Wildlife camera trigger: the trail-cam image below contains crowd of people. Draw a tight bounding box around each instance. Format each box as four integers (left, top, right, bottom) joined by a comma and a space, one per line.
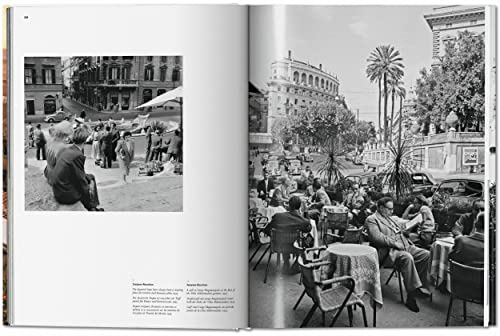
250, 166, 485, 314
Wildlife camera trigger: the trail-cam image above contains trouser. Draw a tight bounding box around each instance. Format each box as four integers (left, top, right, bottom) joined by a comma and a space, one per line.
145, 144, 152, 163
36, 143, 46, 160
103, 148, 113, 168
166, 152, 177, 162
151, 149, 162, 161
86, 174, 100, 209
111, 143, 117, 161
393, 245, 430, 293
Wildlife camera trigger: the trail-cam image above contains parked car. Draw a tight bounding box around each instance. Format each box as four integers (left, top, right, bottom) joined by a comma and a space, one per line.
297, 153, 314, 163
410, 172, 437, 197
431, 175, 484, 203
43, 110, 70, 123
288, 159, 303, 176
345, 172, 378, 189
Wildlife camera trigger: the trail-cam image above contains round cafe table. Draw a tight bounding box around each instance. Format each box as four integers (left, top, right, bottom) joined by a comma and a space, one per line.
321, 244, 383, 326
429, 237, 454, 292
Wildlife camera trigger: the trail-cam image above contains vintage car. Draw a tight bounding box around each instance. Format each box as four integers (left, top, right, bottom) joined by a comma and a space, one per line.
43, 110, 71, 123
410, 172, 437, 197
431, 175, 484, 203
296, 153, 314, 163
266, 160, 281, 177
288, 159, 303, 176
345, 172, 378, 188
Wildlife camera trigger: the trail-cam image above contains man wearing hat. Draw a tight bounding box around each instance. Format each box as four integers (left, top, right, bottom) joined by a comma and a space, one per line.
402, 194, 436, 246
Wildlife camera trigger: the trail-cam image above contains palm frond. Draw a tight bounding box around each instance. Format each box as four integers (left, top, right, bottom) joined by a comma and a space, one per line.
380, 140, 414, 200
317, 137, 345, 186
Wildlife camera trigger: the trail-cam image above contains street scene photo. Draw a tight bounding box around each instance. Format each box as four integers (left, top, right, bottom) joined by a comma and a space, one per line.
24, 56, 183, 212
248, 6, 493, 328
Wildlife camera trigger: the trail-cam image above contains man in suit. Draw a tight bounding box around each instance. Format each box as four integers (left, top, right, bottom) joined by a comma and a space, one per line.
34, 124, 47, 160
451, 200, 485, 237
365, 197, 430, 313
165, 129, 182, 162
257, 169, 275, 200
110, 122, 120, 162
150, 129, 163, 161
100, 126, 114, 168
264, 196, 312, 272
449, 212, 484, 267
51, 125, 102, 211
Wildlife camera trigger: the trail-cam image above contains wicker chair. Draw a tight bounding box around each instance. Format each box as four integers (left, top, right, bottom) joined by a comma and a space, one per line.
445, 260, 484, 326
263, 229, 301, 283
297, 257, 368, 328
322, 211, 349, 245
249, 215, 270, 269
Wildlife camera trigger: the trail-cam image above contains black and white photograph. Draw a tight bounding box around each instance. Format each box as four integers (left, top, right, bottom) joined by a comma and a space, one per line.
248, 5, 490, 328
24, 56, 183, 212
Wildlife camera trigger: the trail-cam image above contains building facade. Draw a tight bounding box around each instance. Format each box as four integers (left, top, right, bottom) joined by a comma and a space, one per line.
267, 50, 340, 131
73, 56, 182, 112
24, 57, 63, 116
424, 6, 485, 66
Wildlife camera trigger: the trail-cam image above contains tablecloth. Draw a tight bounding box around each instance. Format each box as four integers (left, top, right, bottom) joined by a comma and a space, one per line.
429, 238, 454, 292
321, 244, 383, 309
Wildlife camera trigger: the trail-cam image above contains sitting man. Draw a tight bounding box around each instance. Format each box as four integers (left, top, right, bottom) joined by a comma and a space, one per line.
451, 200, 484, 237
449, 212, 484, 267
264, 196, 312, 271
345, 183, 365, 210
304, 178, 332, 225
51, 125, 103, 211
257, 169, 275, 201
365, 197, 430, 312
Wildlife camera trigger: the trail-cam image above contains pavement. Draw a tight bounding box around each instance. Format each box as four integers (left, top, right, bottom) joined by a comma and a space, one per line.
248, 243, 483, 328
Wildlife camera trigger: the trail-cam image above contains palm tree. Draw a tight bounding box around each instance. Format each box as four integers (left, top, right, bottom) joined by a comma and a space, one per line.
366, 58, 383, 132
387, 78, 405, 143
366, 45, 405, 143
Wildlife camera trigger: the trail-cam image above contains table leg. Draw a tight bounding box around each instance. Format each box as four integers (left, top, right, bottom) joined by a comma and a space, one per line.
372, 300, 376, 327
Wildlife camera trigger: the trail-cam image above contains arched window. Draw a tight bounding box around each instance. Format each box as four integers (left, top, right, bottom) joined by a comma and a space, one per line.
157, 89, 166, 96
160, 66, 167, 81
315, 76, 319, 87
301, 73, 306, 83
172, 68, 181, 82
44, 95, 56, 114
308, 75, 313, 86
326, 80, 329, 90
122, 64, 131, 81
143, 89, 153, 103
321, 78, 325, 88
293, 71, 299, 82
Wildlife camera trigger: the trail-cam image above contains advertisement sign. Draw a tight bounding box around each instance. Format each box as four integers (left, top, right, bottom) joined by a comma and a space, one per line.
463, 147, 479, 166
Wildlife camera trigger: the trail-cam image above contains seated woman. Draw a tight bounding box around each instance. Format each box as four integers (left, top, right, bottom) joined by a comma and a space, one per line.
402, 194, 435, 246
270, 176, 291, 207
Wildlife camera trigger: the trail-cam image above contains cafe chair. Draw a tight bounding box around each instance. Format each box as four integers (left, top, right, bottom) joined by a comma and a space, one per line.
297, 257, 368, 328
445, 260, 484, 326
323, 212, 349, 245
249, 216, 270, 268
324, 226, 364, 245
248, 208, 259, 244
263, 229, 301, 283
378, 250, 405, 303
293, 244, 328, 310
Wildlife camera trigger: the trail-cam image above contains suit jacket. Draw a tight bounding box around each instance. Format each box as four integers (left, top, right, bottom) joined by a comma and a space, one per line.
365, 211, 412, 263
166, 135, 182, 154
51, 144, 92, 209
115, 139, 135, 164
311, 188, 332, 206
100, 131, 114, 151
257, 178, 275, 199
449, 232, 484, 267
264, 211, 312, 236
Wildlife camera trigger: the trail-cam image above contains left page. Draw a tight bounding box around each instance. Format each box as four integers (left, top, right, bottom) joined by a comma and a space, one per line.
8, 5, 248, 329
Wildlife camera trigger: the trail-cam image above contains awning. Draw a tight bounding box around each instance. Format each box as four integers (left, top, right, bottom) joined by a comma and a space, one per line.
136, 86, 183, 109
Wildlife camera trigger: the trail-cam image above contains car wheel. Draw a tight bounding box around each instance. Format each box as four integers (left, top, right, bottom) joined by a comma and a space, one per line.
48, 118, 54, 123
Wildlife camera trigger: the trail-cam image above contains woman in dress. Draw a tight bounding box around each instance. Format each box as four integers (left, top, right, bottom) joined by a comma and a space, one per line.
90, 125, 102, 163
115, 131, 135, 183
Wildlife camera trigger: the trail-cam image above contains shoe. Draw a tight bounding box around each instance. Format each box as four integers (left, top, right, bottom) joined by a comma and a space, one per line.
414, 288, 431, 299
405, 296, 420, 313
96, 208, 104, 211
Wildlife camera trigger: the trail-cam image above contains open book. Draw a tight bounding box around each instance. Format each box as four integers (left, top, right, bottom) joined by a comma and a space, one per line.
3, 4, 497, 329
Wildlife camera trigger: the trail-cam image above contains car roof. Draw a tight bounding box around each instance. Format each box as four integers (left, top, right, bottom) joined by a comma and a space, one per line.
438, 175, 485, 183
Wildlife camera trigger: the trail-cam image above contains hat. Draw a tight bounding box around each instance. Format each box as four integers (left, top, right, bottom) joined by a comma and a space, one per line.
415, 194, 430, 206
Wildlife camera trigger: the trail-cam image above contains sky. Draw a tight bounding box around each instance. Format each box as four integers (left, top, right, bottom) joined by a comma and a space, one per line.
250, 5, 436, 124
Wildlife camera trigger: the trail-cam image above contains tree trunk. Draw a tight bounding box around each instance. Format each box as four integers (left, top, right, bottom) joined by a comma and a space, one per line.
390, 90, 395, 145
398, 96, 403, 148
378, 78, 382, 134
383, 73, 388, 144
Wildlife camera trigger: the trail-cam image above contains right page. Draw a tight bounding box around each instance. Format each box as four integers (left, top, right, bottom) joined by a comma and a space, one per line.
249, 5, 495, 328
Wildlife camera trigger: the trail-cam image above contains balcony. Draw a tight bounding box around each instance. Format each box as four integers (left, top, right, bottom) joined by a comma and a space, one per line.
87, 79, 138, 87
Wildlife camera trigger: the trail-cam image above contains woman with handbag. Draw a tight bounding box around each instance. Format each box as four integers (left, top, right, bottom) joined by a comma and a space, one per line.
115, 131, 135, 183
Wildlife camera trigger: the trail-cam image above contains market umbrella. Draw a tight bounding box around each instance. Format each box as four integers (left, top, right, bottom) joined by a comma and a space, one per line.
136, 86, 183, 129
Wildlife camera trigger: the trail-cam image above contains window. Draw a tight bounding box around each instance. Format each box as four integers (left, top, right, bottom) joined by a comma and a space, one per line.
161, 56, 167, 62
157, 89, 166, 96
102, 65, 108, 80
143, 89, 153, 103
160, 67, 167, 81
122, 65, 131, 81
470, 20, 477, 25
308, 75, 313, 85
24, 68, 36, 84
43, 95, 56, 114
445, 23, 452, 28
294, 99, 298, 104
42, 69, 56, 84
144, 66, 154, 81
301, 73, 306, 83
293, 71, 299, 82
321, 78, 325, 88
109, 67, 120, 80
111, 56, 118, 60
147, 56, 153, 62
172, 68, 180, 81
103, 56, 109, 61
286, 87, 290, 93
437, 181, 483, 197
315, 77, 319, 87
